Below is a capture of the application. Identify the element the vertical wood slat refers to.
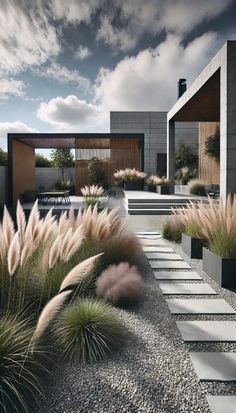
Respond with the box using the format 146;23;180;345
199;122;220;184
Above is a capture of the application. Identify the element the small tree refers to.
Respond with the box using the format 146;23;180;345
175;143;198;170
50;149;74;181
35;153;52;167
204;128;220;161
0;149;8;166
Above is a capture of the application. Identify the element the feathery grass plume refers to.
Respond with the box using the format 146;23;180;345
0;225;7;262
59;253;103;292
16;200;26;243
42;221;58;244
60;227;73;261
68;207;75;227
76;208;83;226
163;214;185;242
8;231;20;275
63;225;85;262
54;298;125;362
20;240;34;268
58;211;69;234
81;184;104;197
24;200;40;243
48;235;62;269
96;262;144;306
32;290;72;344
0;314;52;413
41;248;50;272
2;205;15;247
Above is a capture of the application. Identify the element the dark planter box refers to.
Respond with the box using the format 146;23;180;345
182;233;205;259
148;184;156;192
202;247;236;289
156;185;170;195
124;181;144;190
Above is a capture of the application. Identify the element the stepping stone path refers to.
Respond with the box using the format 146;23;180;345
138;230;236;412
176;321;236;342
154;271;202;280
146;252;184;260
189;352;236;381
150;261;191;269
159;283;217;295
166;299;236;314
207;396;236;413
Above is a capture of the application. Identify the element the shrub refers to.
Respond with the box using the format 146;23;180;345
96;262;144;306
55;180;75;194
175;143;198;170
101;234;144;273
204;128;220;161
162;215;184;242
54;299;125;362
0;315;51;413
113;168;146;185
88;158;108;188
188;179;206;196
175;167;198;185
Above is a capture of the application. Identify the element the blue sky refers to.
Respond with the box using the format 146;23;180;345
0;0;236;150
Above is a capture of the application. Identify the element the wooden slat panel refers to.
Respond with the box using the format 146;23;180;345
199;122;220;184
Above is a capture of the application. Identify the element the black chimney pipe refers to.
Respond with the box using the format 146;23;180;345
178;78;187;99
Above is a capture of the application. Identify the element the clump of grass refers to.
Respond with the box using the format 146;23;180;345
163;215;184;242
0;315;51;413
54;298;125;362
209;231;236;258
173;202;206;239
96;262;144;306
188;179;206;196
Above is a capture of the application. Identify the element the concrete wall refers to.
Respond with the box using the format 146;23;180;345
110;111;198;174
35;167;75;191
0;166;7;205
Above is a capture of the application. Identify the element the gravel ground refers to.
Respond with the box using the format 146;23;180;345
39;215;236;413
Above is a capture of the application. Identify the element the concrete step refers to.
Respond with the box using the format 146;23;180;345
128;202;189;209
127;198;200;204
128;208;173;215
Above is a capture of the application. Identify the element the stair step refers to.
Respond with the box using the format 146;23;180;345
128;203;189;209
128;208;173;215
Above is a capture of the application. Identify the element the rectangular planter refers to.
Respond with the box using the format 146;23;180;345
182;233;205;259
202;247;236;289
124;181;144;190
148;184;157;193
156;185;170;195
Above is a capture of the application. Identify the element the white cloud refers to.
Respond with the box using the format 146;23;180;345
0;122;39;150
75;46;92;60
37;95;109;132
0;0;60;73
0;78;26;100
50;0;102;24
37;63;90;88
95;32;220;111
96;0;232;50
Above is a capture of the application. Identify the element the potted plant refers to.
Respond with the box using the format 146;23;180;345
81;184;106;209
188;179;206;196
113;169;146;190
156;177;171;195
174;204;206;259
196;195;236;289
146;175;159;192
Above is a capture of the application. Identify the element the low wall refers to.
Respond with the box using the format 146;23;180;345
35;167;75;190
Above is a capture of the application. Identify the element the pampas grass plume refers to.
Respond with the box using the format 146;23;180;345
8;231;20;275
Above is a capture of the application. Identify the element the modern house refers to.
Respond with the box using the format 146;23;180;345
167;40;236;200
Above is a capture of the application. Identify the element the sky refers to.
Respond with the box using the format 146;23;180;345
0;0;236;151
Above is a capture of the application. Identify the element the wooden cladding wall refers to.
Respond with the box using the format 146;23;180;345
12;140;35;204
75;138;141;194
199;122;220;184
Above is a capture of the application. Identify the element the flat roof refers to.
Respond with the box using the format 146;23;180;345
167;41;236;122
8;133;144;149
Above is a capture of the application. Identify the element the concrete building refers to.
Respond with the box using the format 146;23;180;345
110;112;198;175
167;40;236;201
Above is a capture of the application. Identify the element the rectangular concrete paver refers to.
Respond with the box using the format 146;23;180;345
159;283;216;295
176;321;236;342
154;271;202;280
136;232;161;235
207;396;236;413
166;299;235;314
190;352;236;381
146;253;184;260
143;246;174;253
141;239;166;246
150;261;191;269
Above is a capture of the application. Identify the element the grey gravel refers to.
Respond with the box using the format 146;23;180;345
39;215;236;412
